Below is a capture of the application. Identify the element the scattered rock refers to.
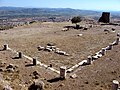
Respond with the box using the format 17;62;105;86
59;83;65;87
84;81;89;84
44;83;49;89
117;33;120;37
94;81;99;85
3;85;13;90
5;76;11;81
15;65;18;68
5;64;18;73
32;71;40;79
0;60;6;67
47;43;55;46
104;29;109;32
6;68;14;73
77;34;83;36
70;74;77;79
62;28;69;31
33;71;39;76
83;27;88;30
6;64;14;69
48;64;52;67
80;85;84;87
28;80;45;90
111;71;117;74
0;68;3;72
64;53;70;56
112;28;115;31
37;46;45;51
39;44;70;56
89;25;93;28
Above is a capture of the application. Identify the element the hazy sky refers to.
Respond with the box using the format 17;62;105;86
0;0;120;11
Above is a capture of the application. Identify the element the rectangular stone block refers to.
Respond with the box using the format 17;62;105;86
18;52;22;58
33;58;37;65
60;66;66;79
3;44;8;50
112;80;119;90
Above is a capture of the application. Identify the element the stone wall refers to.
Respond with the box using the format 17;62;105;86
98;12;110;23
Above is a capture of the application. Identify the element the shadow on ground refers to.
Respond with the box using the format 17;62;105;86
47;77;64;83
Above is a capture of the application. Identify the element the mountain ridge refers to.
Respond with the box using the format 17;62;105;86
0;6;120;19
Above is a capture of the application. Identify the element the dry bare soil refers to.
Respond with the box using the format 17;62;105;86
0;21;120;90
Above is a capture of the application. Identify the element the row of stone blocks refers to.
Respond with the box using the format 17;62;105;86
88;37;119;64
3;44;37;65
66;37;120;73
86;37;119;64
28;79;119;90
2;44;66;79
90;37;119;61
2;37;119;79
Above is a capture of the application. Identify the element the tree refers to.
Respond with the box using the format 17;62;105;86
71;16;82;29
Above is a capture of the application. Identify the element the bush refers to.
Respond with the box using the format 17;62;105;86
71;16;82;24
71;16;82;29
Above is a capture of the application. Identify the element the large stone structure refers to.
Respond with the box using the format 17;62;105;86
98;12;110;23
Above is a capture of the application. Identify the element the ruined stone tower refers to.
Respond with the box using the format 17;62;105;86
98;12;110;23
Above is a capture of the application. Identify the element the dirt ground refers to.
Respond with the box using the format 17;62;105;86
0;21;120;90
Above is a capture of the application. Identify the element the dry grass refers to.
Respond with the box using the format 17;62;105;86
0;21;120;90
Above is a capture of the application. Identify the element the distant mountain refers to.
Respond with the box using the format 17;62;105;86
0;7;120;19
0;7;24;10
0;7;101;18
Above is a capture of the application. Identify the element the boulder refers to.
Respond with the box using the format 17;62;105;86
70;74;77;79
28;80;44;90
3;85;13;90
6;64;14;69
